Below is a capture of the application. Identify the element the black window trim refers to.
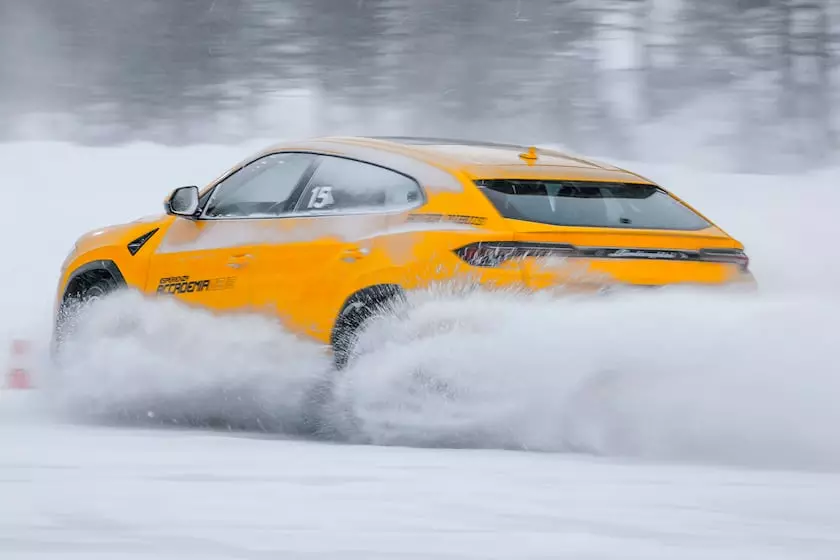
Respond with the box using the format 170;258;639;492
197;151;427;221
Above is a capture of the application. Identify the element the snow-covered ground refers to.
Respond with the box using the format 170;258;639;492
2;141;840;559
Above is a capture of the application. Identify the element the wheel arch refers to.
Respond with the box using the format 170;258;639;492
61;259;127;302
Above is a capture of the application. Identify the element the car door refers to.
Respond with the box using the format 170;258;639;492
144;151;318;313
247;154;424;342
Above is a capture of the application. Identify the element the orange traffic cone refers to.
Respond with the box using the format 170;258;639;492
5;339;33;389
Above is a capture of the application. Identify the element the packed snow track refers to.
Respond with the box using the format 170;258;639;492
2;142;840;559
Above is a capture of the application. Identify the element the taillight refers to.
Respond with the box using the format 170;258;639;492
454;242;575;267
699;248;750;271
455;243;516;267
455;243;751;271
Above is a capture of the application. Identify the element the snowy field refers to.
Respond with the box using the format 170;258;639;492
2;141;840;559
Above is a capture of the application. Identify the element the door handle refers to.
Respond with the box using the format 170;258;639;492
341;246;370;262
227;253;253;269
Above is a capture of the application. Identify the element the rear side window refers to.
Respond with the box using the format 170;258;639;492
294;156;422;214
476;180;711;231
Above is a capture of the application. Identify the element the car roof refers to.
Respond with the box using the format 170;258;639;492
260;136;655;185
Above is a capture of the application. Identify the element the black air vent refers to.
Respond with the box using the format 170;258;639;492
127;228;159;256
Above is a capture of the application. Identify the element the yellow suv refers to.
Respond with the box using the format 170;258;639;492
53;136;754;367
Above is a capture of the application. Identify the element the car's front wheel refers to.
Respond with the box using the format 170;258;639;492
52;274;121;362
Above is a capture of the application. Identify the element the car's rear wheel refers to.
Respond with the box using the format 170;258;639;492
330;285;406;371
299;286;407;439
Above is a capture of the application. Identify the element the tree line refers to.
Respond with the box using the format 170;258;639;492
0;0;836;172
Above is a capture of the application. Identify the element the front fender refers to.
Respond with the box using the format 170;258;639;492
55;220;172;309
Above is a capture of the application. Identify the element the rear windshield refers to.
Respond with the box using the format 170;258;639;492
476;180;711;231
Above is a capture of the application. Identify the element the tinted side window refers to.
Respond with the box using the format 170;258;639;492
294;156;422;214
204;152;315;217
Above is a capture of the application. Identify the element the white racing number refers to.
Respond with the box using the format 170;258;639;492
307;185;335;209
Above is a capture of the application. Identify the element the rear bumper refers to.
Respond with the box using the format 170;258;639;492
523;269;758;296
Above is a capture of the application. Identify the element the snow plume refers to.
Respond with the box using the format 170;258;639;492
330;285;840;471
46;290;333;435
44;282;840;472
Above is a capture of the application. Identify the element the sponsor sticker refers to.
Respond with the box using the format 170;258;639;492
156;275;237;295
406;213;487;226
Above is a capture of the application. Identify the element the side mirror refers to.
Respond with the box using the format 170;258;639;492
165;186;200;218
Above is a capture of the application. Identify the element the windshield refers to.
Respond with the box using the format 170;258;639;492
476;180;711;231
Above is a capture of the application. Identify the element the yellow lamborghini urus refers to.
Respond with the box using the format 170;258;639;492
53;136;755;367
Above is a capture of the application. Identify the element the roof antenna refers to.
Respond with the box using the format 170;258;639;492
519;146;538;162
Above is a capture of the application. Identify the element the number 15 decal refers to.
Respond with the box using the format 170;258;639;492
308;186;334;209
